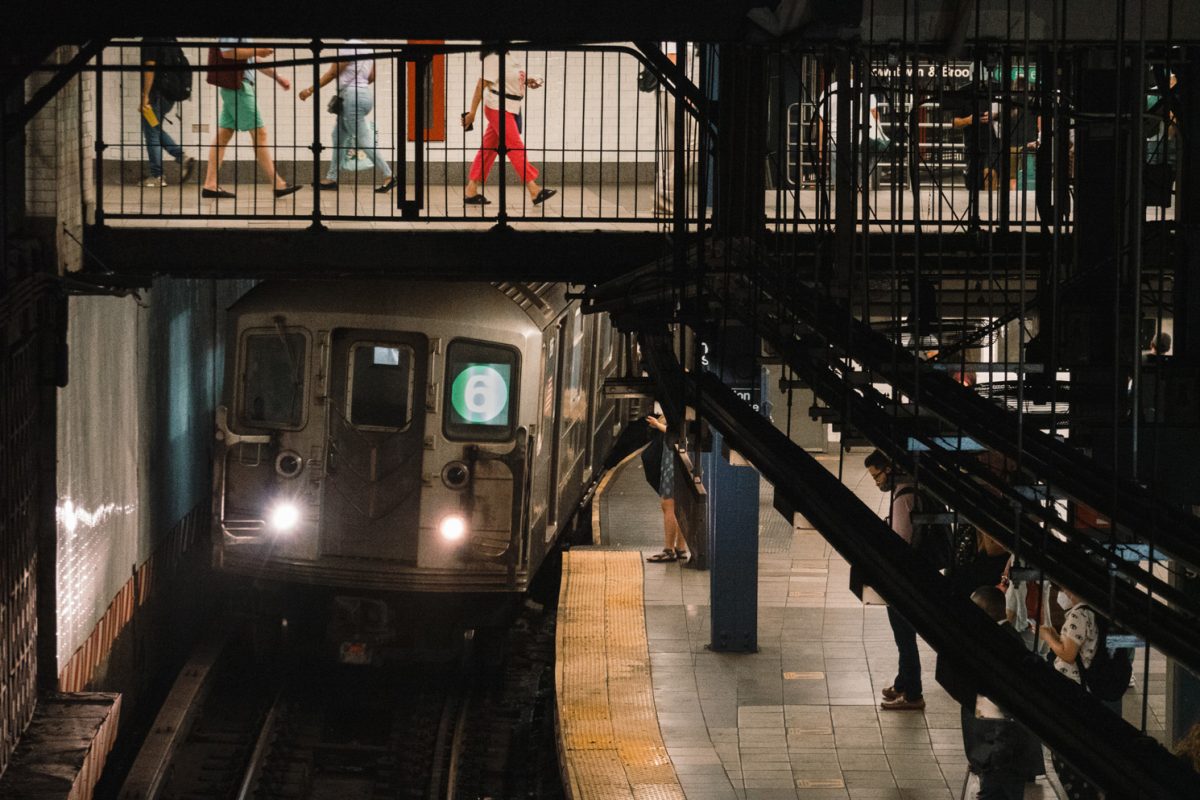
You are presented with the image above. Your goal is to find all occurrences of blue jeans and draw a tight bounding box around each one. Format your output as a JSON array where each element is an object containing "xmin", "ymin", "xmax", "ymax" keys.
[
  {"xmin": 141, "ymin": 96, "xmax": 183, "ymax": 177},
  {"xmin": 887, "ymin": 606, "xmax": 922, "ymax": 698},
  {"xmin": 326, "ymin": 86, "xmax": 391, "ymax": 181}
]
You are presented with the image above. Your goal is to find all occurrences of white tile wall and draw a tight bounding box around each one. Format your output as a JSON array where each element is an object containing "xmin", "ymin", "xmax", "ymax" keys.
[{"xmin": 25, "ymin": 45, "xmax": 94, "ymax": 271}]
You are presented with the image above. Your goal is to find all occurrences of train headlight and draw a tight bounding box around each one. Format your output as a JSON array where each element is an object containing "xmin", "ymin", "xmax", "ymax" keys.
[
  {"xmin": 268, "ymin": 501, "xmax": 302, "ymax": 534},
  {"xmin": 439, "ymin": 514, "xmax": 467, "ymax": 542},
  {"xmin": 275, "ymin": 450, "xmax": 304, "ymax": 479},
  {"xmin": 441, "ymin": 461, "xmax": 471, "ymax": 490}
]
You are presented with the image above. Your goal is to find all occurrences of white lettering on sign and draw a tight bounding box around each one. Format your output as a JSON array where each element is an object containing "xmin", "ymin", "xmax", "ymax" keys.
[{"xmin": 870, "ymin": 63, "xmax": 975, "ymax": 80}]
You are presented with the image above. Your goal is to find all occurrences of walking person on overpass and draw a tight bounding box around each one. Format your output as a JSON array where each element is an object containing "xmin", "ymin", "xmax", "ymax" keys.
[
  {"xmin": 461, "ymin": 47, "xmax": 555, "ymax": 207},
  {"xmin": 201, "ymin": 38, "xmax": 301, "ymax": 200},
  {"xmin": 298, "ymin": 39, "xmax": 396, "ymax": 193}
]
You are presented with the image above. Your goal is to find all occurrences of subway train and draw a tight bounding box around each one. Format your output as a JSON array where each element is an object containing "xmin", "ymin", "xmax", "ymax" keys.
[{"xmin": 211, "ymin": 280, "xmax": 632, "ymax": 659}]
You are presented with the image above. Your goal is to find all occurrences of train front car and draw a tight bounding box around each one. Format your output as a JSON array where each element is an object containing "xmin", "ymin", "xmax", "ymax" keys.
[{"xmin": 212, "ymin": 281, "xmax": 619, "ymax": 661}]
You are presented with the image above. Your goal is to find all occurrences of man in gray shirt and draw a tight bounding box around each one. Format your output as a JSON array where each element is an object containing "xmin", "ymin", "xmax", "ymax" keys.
[{"xmin": 865, "ymin": 449, "xmax": 924, "ymax": 710}]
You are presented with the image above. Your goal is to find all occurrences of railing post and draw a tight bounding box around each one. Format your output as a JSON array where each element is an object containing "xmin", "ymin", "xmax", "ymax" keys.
[
  {"xmin": 310, "ymin": 39, "xmax": 323, "ymax": 230},
  {"xmin": 94, "ymin": 47, "xmax": 105, "ymax": 227},
  {"xmin": 413, "ymin": 56, "xmax": 427, "ymax": 216},
  {"xmin": 397, "ymin": 53, "xmax": 407, "ymax": 213},
  {"xmin": 497, "ymin": 47, "xmax": 508, "ymax": 228},
  {"xmin": 672, "ymin": 40, "xmax": 686, "ymax": 242}
]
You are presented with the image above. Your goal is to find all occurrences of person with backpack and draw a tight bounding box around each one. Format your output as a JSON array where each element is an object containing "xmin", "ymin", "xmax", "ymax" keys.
[
  {"xmin": 1038, "ymin": 586, "xmax": 1108, "ymax": 800},
  {"xmin": 864, "ymin": 449, "xmax": 925, "ymax": 711},
  {"xmin": 139, "ymin": 37, "xmax": 196, "ymax": 188}
]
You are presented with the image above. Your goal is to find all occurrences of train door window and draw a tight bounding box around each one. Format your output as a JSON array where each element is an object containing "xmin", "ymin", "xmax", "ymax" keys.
[
  {"xmin": 241, "ymin": 331, "xmax": 307, "ymax": 428},
  {"xmin": 443, "ymin": 339, "xmax": 519, "ymax": 441},
  {"xmin": 567, "ymin": 309, "xmax": 585, "ymax": 404},
  {"xmin": 347, "ymin": 343, "xmax": 416, "ymax": 430}
]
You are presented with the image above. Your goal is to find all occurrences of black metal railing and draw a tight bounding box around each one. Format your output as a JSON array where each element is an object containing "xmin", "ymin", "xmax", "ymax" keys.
[
  {"xmin": 95, "ymin": 40, "xmax": 705, "ymax": 227},
  {"xmin": 92, "ymin": 39, "xmax": 1181, "ymax": 236}
]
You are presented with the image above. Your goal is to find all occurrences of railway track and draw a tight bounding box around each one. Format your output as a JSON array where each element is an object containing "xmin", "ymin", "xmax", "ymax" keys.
[{"xmin": 119, "ymin": 601, "xmax": 562, "ymax": 800}]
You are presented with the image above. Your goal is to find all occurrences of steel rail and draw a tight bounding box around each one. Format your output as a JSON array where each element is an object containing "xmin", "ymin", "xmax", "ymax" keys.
[{"xmin": 756, "ymin": 268, "xmax": 1200, "ymax": 572}]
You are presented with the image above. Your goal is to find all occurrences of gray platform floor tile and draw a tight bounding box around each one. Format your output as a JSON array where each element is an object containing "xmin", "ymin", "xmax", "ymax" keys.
[{"xmin": 594, "ymin": 452, "xmax": 1096, "ymax": 800}]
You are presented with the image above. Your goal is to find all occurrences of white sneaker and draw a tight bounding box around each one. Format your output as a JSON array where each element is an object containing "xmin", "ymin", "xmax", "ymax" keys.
[{"xmin": 142, "ymin": 176, "xmax": 167, "ymax": 188}]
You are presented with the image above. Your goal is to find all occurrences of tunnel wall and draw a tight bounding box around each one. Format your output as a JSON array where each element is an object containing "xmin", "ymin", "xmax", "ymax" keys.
[{"xmin": 54, "ymin": 278, "xmax": 253, "ymax": 686}]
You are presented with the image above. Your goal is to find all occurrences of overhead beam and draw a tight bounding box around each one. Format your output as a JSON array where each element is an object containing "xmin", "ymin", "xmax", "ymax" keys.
[
  {"xmin": 1, "ymin": 2, "xmax": 759, "ymax": 53},
  {"xmin": 81, "ymin": 226, "xmax": 669, "ymax": 283}
]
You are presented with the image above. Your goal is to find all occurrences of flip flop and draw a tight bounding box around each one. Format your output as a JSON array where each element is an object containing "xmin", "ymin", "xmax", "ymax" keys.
[{"xmin": 646, "ymin": 549, "xmax": 677, "ymax": 563}]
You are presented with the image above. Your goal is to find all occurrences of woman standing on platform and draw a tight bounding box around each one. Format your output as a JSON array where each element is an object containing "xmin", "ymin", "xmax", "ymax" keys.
[
  {"xmin": 643, "ymin": 407, "xmax": 688, "ymax": 563},
  {"xmin": 1039, "ymin": 587, "xmax": 1102, "ymax": 800},
  {"xmin": 462, "ymin": 48, "xmax": 555, "ymax": 207},
  {"xmin": 299, "ymin": 40, "xmax": 396, "ymax": 193}
]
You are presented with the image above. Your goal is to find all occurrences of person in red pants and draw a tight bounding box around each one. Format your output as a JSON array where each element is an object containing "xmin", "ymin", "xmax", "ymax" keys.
[{"xmin": 461, "ymin": 48, "xmax": 555, "ymax": 206}]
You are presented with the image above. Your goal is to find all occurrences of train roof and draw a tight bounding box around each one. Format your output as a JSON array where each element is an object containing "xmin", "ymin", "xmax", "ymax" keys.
[{"xmin": 229, "ymin": 280, "xmax": 573, "ymax": 329}]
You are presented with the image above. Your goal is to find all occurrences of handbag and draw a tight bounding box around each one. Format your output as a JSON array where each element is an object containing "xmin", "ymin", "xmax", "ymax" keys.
[
  {"xmin": 205, "ymin": 46, "xmax": 245, "ymax": 90},
  {"xmin": 640, "ymin": 431, "xmax": 663, "ymax": 493},
  {"xmin": 327, "ymin": 94, "xmax": 344, "ymax": 115}
]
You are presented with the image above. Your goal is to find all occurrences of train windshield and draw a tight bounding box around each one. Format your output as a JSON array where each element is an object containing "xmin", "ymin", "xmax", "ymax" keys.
[
  {"xmin": 348, "ymin": 343, "xmax": 416, "ymax": 429},
  {"xmin": 444, "ymin": 339, "xmax": 518, "ymax": 442},
  {"xmin": 241, "ymin": 331, "xmax": 307, "ymax": 427}
]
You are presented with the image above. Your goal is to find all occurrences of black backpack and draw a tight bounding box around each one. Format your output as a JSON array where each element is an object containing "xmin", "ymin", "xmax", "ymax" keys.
[
  {"xmin": 155, "ymin": 45, "xmax": 193, "ymax": 103},
  {"xmin": 1074, "ymin": 605, "xmax": 1133, "ymax": 701},
  {"xmin": 895, "ymin": 486, "xmax": 953, "ymax": 570}
]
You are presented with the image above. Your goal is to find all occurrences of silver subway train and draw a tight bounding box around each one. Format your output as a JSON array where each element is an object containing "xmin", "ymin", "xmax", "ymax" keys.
[{"xmin": 211, "ymin": 281, "xmax": 630, "ymax": 656}]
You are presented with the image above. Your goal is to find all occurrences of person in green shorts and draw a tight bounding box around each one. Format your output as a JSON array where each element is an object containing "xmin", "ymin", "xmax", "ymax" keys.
[{"xmin": 202, "ymin": 38, "xmax": 301, "ymax": 199}]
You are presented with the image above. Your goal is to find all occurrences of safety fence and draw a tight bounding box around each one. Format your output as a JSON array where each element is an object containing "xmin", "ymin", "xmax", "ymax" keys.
[
  {"xmin": 95, "ymin": 40, "xmax": 697, "ymax": 226},
  {"xmin": 91, "ymin": 39, "xmax": 1181, "ymax": 233}
]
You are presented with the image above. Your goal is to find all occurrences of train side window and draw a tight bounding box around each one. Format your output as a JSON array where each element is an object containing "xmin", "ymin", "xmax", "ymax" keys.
[
  {"xmin": 348, "ymin": 344, "xmax": 416, "ymax": 430},
  {"xmin": 443, "ymin": 339, "xmax": 519, "ymax": 442},
  {"xmin": 599, "ymin": 315, "xmax": 614, "ymax": 369},
  {"xmin": 241, "ymin": 331, "xmax": 307, "ymax": 428}
]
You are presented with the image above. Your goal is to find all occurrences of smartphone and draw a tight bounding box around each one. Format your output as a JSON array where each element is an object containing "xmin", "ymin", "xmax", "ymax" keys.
[{"xmin": 460, "ymin": 112, "xmax": 473, "ymax": 132}]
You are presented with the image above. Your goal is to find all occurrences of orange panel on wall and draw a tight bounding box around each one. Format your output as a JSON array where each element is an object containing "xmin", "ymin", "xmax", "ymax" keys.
[{"xmin": 407, "ymin": 41, "xmax": 446, "ymax": 142}]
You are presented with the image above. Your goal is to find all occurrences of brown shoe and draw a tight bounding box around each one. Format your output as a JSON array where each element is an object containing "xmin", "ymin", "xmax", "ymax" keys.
[
  {"xmin": 881, "ymin": 685, "xmax": 902, "ymax": 701},
  {"xmin": 880, "ymin": 694, "xmax": 925, "ymax": 711}
]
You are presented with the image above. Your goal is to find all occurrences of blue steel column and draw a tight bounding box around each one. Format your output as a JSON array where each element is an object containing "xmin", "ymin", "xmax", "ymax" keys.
[
  {"xmin": 702, "ymin": 330, "xmax": 766, "ymax": 654},
  {"xmin": 702, "ymin": 43, "xmax": 767, "ymax": 653}
]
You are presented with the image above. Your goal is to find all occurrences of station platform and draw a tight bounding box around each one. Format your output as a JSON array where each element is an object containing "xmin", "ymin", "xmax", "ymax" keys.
[
  {"xmin": 0, "ymin": 693, "xmax": 120, "ymax": 800},
  {"xmin": 556, "ymin": 450, "xmax": 1167, "ymax": 800}
]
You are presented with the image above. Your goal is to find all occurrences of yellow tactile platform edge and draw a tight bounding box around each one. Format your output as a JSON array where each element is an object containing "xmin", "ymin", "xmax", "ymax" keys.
[{"xmin": 556, "ymin": 551, "xmax": 686, "ymax": 800}]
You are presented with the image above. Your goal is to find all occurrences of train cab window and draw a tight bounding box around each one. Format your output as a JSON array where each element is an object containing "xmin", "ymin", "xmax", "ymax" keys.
[
  {"xmin": 241, "ymin": 332, "xmax": 307, "ymax": 428},
  {"xmin": 444, "ymin": 339, "xmax": 519, "ymax": 442},
  {"xmin": 348, "ymin": 344, "xmax": 416, "ymax": 429}
]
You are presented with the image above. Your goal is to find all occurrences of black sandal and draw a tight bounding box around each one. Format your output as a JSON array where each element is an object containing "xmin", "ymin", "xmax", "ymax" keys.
[
  {"xmin": 463, "ymin": 194, "xmax": 490, "ymax": 205},
  {"xmin": 646, "ymin": 549, "xmax": 677, "ymax": 563},
  {"xmin": 532, "ymin": 188, "xmax": 557, "ymax": 205},
  {"xmin": 674, "ymin": 549, "xmax": 689, "ymax": 562}
]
